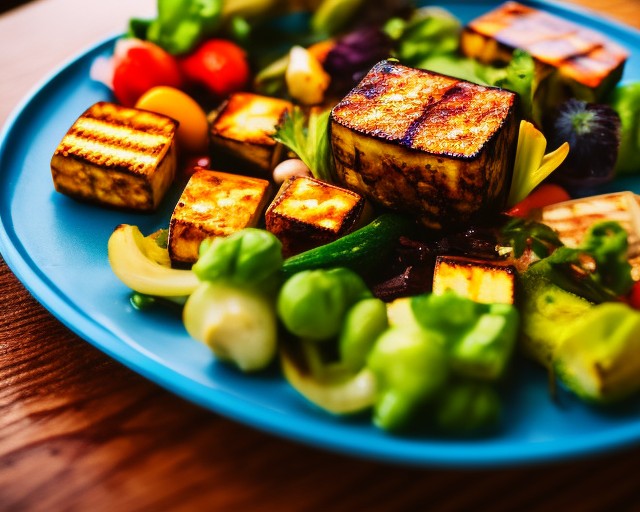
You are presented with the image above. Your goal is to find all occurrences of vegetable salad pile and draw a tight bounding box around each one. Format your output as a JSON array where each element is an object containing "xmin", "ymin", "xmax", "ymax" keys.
[{"xmin": 98, "ymin": 0, "xmax": 640, "ymax": 436}]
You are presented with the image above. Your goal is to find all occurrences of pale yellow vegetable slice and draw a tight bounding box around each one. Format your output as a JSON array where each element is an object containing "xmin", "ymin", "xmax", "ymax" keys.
[
  {"xmin": 280, "ymin": 340, "xmax": 376, "ymax": 415},
  {"xmin": 507, "ymin": 120, "xmax": 570, "ymax": 207},
  {"xmin": 108, "ymin": 224, "xmax": 200, "ymax": 296},
  {"xmin": 285, "ymin": 46, "xmax": 330, "ymax": 105},
  {"xmin": 183, "ymin": 281, "xmax": 277, "ymax": 372}
]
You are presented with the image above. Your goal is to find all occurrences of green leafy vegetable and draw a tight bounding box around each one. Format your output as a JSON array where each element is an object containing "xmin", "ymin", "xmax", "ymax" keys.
[
  {"xmin": 192, "ymin": 228, "xmax": 283, "ymax": 291},
  {"xmin": 273, "ymin": 107, "xmax": 335, "ymax": 182},
  {"xmin": 384, "ymin": 6, "xmax": 462, "ymax": 66},
  {"xmin": 607, "ymin": 81, "xmax": 640, "ymax": 175},
  {"xmin": 131, "ymin": 0, "xmax": 224, "ymax": 55},
  {"xmin": 538, "ymin": 220, "xmax": 634, "ymax": 302},
  {"xmin": 479, "ymin": 49, "xmax": 535, "ymax": 119},
  {"xmin": 500, "ymin": 217, "xmax": 563, "ymax": 259}
]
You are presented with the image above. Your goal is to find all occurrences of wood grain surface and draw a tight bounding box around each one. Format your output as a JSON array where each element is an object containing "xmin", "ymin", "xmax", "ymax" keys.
[{"xmin": 1, "ymin": 1, "xmax": 640, "ymax": 511}]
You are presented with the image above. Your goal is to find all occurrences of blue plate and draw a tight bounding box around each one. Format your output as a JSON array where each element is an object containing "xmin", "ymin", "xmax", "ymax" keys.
[{"xmin": 1, "ymin": 1, "xmax": 640, "ymax": 468}]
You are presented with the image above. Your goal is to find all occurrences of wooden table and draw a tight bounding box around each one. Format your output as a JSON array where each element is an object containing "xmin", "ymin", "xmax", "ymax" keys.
[{"xmin": 1, "ymin": 1, "xmax": 639, "ymax": 510}]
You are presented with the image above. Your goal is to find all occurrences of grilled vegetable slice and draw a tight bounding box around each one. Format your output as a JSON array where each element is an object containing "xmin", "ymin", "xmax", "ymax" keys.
[
  {"xmin": 281, "ymin": 213, "xmax": 415, "ymax": 277},
  {"xmin": 330, "ymin": 60, "xmax": 518, "ymax": 230}
]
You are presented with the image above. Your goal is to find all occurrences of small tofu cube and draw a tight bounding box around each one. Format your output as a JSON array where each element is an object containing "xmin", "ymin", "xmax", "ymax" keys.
[
  {"xmin": 432, "ymin": 255, "xmax": 516, "ymax": 304},
  {"xmin": 209, "ymin": 92, "xmax": 293, "ymax": 175},
  {"xmin": 168, "ymin": 169, "xmax": 272, "ymax": 264},
  {"xmin": 50, "ymin": 101, "xmax": 178, "ymax": 212},
  {"xmin": 265, "ymin": 176, "xmax": 368, "ymax": 256}
]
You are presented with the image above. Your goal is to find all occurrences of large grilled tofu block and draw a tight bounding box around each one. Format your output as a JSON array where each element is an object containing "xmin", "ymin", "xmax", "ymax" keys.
[
  {"xmin": 541, "ymin": 191, "xmax": 640, "ymax": 280},
  {"xmin": 209, "ymin": 92, "xmax": 293, "ymax": 175},
  {"xmin": 168, "ymin": 169, "xmax": 272, "ymax": 264},
  {"xmin": 265, "ymin": 176, "xmax": 368, "ymax": 256},
  {"xmin": 461, "ymin": 2, "xmax": 627, "ymax": 102},
  {"xmin": 432, "ymin": 255, "xmax": 517, "ymax": 305},
  {"xmin": 51, "ymin": 102, "xmax": 178, "ymax": 212},
  {"xmin": 331, "ymin": 60, "xmax": 518, "ymax": 230}
]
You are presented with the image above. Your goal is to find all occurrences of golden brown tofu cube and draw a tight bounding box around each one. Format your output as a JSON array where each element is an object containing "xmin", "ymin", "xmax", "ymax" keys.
[
  {"xmin": 331, "ymin": 60, "xmax": 518, "ymax": 230},
  {"xmin": 265, "ymin": 176, "xmax": 368, "ymax": 256},
  {"xmin": 209, "ymin": 92, "xmax": 293, "ymax": 175},
  {"xmin": 50, "ymin": 101, "xmax": 178, "ymax": 212},
  {"xmin": 432, "ymin": 255, "xmax": 516, "ymax": 304},
  {"xmin": 461, "ymin": 2, "xmax": 627, "ymax": 100},
  {"xmin": 168, "ymin": 169, "xmax": 272, "ymax": 264}
]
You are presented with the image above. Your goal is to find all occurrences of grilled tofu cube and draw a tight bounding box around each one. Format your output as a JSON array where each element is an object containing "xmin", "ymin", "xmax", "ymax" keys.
[
  {"xmin": 331, "ymin": 60, "xmax": 518, "ymax": 230},
  {"xmin": 461, "ymin": 2, "xmax": 627, "ymax": 103},
  {"xmin": 168, "ymin": 169, "xmax": 272, "ymax": 264},
  {"xmin": 209, "ymin": 92, "xmax": 293, "ymax": 175},
  {"xmin": 265, "ymin": 176, "xmax": 368, "ymax": 256},
  {"xmin": 50, "ymin": 101, "xmax": 178, "ymax": 212},
  {"xmin": 541, "ymin": 191, "xmax": 640, "ymax": 279},
  {"xmin": 432, "ymin": 255, "xmax": 517, "ymax": 304}
]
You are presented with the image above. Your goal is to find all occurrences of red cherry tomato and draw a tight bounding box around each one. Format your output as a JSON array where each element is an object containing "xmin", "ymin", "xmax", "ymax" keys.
[
  {"xmin": 506, "ymin": 184, "xmax": 571, "ymax": 218},
  {"xmin": 112, "ymin": 39, "xmax": 183, "ymax": 107},
  {"xmin": 179, "ymin": 39, "xmax": 250, "ymax": 99},
  {"xmin": 627, "ymin": 282, "xmax": 640, "ymax": 310}
]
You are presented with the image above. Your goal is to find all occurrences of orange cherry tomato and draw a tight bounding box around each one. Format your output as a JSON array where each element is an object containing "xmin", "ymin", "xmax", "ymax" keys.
[
  {"xmin": 179, "ymin": 39, "xmax": 250, "ymax": 99},
  {"xmin": 506, "ymin": 184, "xmax": 571, "ymax": 218},
  {"xmin": 112, "ymin": 39, "xmax": 183, "ymax": 107}
]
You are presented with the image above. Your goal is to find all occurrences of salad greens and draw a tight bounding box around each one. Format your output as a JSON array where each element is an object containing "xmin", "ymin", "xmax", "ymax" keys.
[
  {"xmin": 273, "ymin": 107, "xmax": 335, "ymax": 182},
  {"xmin": 130, "ymin": 0, "xmax": 224, "ymax": 54}
]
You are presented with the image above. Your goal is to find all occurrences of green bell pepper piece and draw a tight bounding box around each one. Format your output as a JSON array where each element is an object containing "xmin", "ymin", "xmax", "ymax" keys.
[{"xmin": 367, "ymin": 326, "xmax": 448, "ymax": 432}]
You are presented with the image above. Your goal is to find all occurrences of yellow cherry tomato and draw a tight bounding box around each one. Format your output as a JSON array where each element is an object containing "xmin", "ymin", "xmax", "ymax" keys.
[{"xmin": 135, "ymin": 86, "xmax": 209, "ymax": 154}]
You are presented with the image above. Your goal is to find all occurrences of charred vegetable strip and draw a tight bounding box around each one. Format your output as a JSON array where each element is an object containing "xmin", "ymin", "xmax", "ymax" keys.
[{"xmin": 281, "ymin": 213, "xmax": 416, "ymax": 277}]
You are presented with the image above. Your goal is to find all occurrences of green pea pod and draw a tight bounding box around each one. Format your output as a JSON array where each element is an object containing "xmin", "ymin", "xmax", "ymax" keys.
[
  {"xmin": 433, "ymin": 381, "xmax": 501, "ymax": 434},
  {"xmin": 450, "ymin": 304, "xmax": 519, "ymax": 381},
  {"xmin": 367, "ymin": 327, "xmax": 448, "ymax": 432},
  {"xmin": 339, "ymin": 298, "xmax": 388, "ymax": 372},
  {"xmin": 410, "ymin": 290, "xmax": 483, "ymax": 346}
]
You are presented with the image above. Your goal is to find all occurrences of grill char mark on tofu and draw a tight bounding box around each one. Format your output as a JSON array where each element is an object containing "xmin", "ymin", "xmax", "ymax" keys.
[
  {"xmin": 50, "ymin": 102, "xmax": 178, "ymax": 212},
  {"xmin": 331, "ymin": 60, "xmax": 518, "ymax": 230}
]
